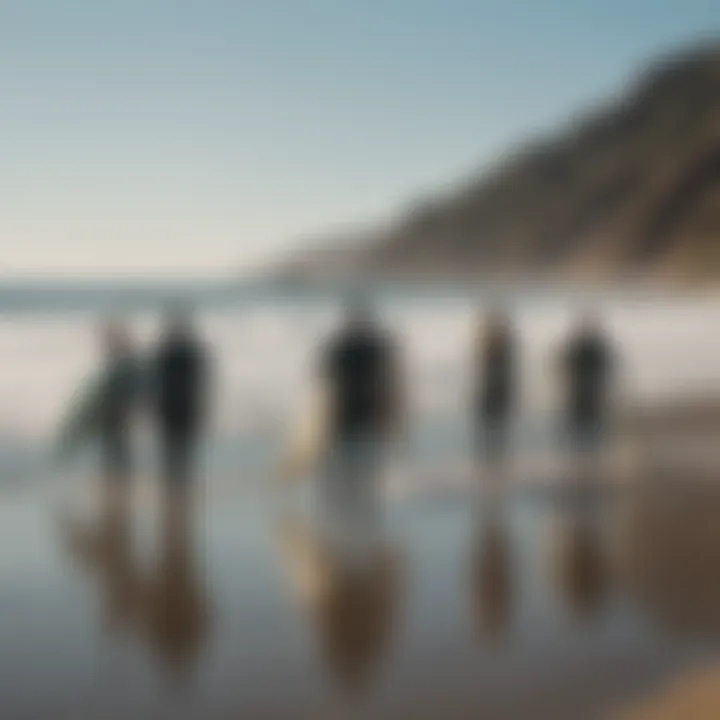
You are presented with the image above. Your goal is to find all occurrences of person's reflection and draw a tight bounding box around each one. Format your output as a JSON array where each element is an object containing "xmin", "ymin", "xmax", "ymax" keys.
[
  {"xmin": 470, "ymin": 465, "xmax": 513, "ymax": 642},
  {"xmin": 278, "ymin": 514, "xmax": 401, "ymax": 695},
  {"xmin": 555, "ymin": 516, "xmax": 608, "ymax": 620},
  {"xmin": 549, "ymin": 447, "xmax": 612, "ymax": 618},
  {"xmin": 144, "ymin": 486, "xmax": 210, "ymax": 677},
  {"xmin": 60, "ymin": 482, "xmax": 141, "ymax": 635},
  {"xmin": 550, "ymin": 469, "xmax": 609, "ymax": 621},
  {"xmin": 471, "ymin": 513, "xmax": 512, "ymax": 641},
  {"xmin": 61, "ymin": 484, "xmax": 210, "ymax": 676}
]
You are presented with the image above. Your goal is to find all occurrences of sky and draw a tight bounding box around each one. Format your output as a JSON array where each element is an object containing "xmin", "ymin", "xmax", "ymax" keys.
[{"xmin": 1, "ymin": 1, "xmax": 718, "ymax": 278}]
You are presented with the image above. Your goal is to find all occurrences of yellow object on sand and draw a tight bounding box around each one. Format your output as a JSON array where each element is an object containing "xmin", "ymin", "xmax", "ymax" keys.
[{"xmin": 278, "ymin": 378, "xmax": 332, "ymax": 482}]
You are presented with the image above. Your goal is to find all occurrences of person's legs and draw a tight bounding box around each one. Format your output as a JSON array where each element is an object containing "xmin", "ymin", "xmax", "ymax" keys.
[
  {"xmin": 102, "ymin": 427, "xmax": 132, "ymax": 484},
  {"xmin": 162, "ymin": 429, "xmax": 196, "ymax": 488},
  {"xmin": 567, "ymin": 411, "xmax": 606, "ymax": 485},
  {"xmin": 321, "ymin": 429, "xmax": 385, "ymax": 542},
  {"xmin": 352, "ymin": 432, "xmax": 386, "ymax": 529},
  {"xmin": 475, "ymin": 407, "xmax": 511, "ymax": 469},
  {"xmin": 486, "ymin": 417, "xmax": 510, "ymax": 466}
]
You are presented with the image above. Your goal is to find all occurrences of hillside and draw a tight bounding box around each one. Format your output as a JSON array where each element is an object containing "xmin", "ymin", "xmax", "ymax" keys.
[{"xmin": 277, "ymin": 41, "xmax": 720, "ymax": 284}]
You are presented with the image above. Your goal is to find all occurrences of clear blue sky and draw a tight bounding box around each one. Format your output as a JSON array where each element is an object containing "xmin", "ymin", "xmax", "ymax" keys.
[{"xmin": 1, "ymin": 1, "xmax": 717, "ymax": 276}]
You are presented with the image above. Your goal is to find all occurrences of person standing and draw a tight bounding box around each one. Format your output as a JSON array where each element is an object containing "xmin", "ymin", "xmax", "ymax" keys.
[
  {"xmin": 561, "ymin": 313, "xmax": 614, "ymax": 456},
  {"xmin": 153, "ymin": 310, "xmax": 209, "ymax": 487},
  {"xmin": 473, "ymin": 311, "xmax": 516, "ymax": 464},
  {"xmin": 324, "ymin": 305, "xmax": 399, "ymax": 442},
  {"xmin": 320, "ymin": 303, "xmax": 400, "ymax": 532}
]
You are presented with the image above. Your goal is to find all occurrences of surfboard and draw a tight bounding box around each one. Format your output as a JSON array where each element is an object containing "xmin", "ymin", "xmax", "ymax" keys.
[
  {"xmin": 56, "ymin": 356, "xmax": 144, "ymax": 459},
  {"xmin": 56, "ymin": 372, "xmax": 106, "ymax": 458},
  {"xmin": 278, "ymin": 377, "xmax": 332, "ymax": 483}
]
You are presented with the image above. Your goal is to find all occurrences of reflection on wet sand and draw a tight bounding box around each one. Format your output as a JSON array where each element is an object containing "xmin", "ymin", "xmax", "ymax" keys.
[
  {"xmin": 616, "ymin": 474, "xmax": 720, "ymax": 637},
  {"xmin": 145, "ymin": 487, "xmax": 210, "ymax": 676},
  {"xmin": 278, "ymin": 312, "xmax": 405, "ymax": 696},
  {"xmin": 618, "ymin": 664, "xmax": 720, "ymax": 720},
  {"xmin": 552, "ymin": 511, "xmax": 609, "ymax": 621},
  {"xmin": 617, "ymin": 475, "xmax": 720, "ymax": 720},
  {"xmin": 60, "ymin": 482, "xmax": 210, "ymax": 677},
  {"xmin": 277, "ymin": 514, "xmax": 401, "ymax": 695},
  {"xmin": 48, "ymin": 431, "xmax": 720, "ymax": 717},
  {"xmin": 471, "ymin": 511, "xmax": 512, "ymax": 641},
  {"xmin": 61, "ymin": 482, "xmax": 141, "ymax": 635},
  {"xmin": 608, "ymin": 473, "xmax": 720, "ymax": 718},
  {"xmin": 470, "ymin": 454, "xmax": 513, "ymax": 642},
  {"xmin": 542, "ymin": 450, "xmax": 611, "ymax": 622}
]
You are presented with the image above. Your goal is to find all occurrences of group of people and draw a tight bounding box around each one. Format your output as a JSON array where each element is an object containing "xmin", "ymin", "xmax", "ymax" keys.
[
  {"xmin": 69, "ymin": 310, "xmax": 208, "ymax": 487},
  {"xmin": 299, "ymin": 304, "xmax": 616, "ymax": 544},
  {"xmin": 473, "ymin": 310, "xmax": 615, "ymax": 462},
  {"xmin": 81, "ymin": 302, "xmax": 614, "ymax": 496},
  {"xmin": 322, "ymin": 305, "xmax": 615, "ymax": 459},
  {"xmin": 61, "ymin": 301, "xmax": 617, "ymax": 690}
]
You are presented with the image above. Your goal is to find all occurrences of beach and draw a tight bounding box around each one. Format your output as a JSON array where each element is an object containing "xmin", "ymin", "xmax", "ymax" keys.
[{"xmin": 3, "ymin": 287, "xmax": 720, "ymax": 718}]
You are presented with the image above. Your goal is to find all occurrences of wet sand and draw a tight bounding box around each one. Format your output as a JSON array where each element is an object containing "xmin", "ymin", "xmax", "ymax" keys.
[
  {"xmin": 4, "ymin": 460, "xmax": 720, "ymax": 720},
  {"xmin": 619, "ymin": 665, "xmax": 720, "ymax": 719}
]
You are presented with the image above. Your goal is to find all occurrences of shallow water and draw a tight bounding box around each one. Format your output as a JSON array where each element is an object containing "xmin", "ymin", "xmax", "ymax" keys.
[{"xmin": 4, "ymin": 470, "xmax": 720, "ymax": 719}]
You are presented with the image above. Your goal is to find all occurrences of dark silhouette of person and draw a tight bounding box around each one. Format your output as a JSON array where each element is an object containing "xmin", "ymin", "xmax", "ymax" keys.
[
  {"xmin": 320, "ymin": 304, "xmax": 400, "ymax": 530},
  {"xmin": 323, "ymin": 303, "xmax": 399, "ymax": 444},
  {"xmin": 473, "ymin": 312, "xmax": 516, "ymax": 464},
  {"xmin": 154, "ymin": 310, "xmax": 209, "ymax": 486},
  {"xmin": 562, "ymin": 314, "xmax": 614, "ymax": 454},
  {"xmin": 98, "ymin": 321, "xmax": 141, "ymax": 483}
]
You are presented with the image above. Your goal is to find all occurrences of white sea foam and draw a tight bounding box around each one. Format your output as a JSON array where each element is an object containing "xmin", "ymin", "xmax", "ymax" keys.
[{"xmin": 1, "ymin": 294, "xmax": 719, "ymax": 452}]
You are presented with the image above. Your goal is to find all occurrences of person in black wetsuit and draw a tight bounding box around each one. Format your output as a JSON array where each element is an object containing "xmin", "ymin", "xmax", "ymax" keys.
[
  {"xmin": 562, "ymin": 314, "xmax": 614, "ymax": 454},
  {"xmin": 473, "ymin": 312, "xmax": 516, "ymax": 464},
  {"xmin": 154, "ymin": 310, "xmax": 209, "ymax": 487},
  {"xmin": 320, "ymin": 305, "xmax": 400, "ymax": 530},
  {"xmin": 323, "ymin": 305, "xmax": 399, "ymax": 444}
]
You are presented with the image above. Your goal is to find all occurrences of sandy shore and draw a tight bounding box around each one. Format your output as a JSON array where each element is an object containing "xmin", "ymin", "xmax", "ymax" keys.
[{"xmin": 619, "ymin": 666, "xmax": 720, "ymax": 719}]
